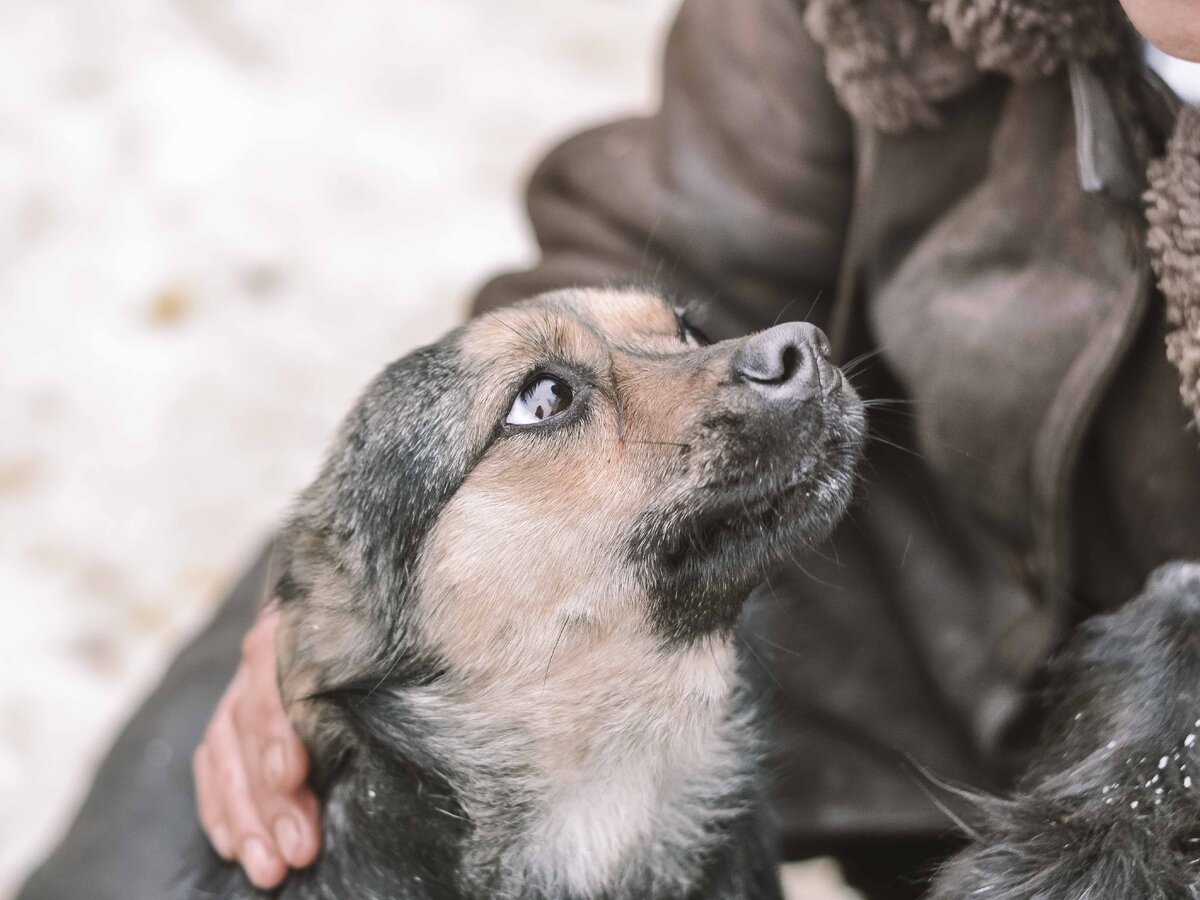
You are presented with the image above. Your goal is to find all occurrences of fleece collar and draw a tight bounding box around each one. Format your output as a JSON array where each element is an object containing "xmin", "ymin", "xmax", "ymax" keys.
[
  {"xmin": 800, "ymin": 0, "xmax": 1128, "ymax": 133},
  {"xmin": 799, "ymin": 0, "xmax": 1200, "ymax": 430},
  {"xmin": 1145, "ymin": 106, "xmax": 1200, "ymax": 431}
]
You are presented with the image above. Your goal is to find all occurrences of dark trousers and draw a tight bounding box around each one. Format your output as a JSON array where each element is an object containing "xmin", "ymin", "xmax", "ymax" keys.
[{"xmin": 18, "ymin": 550, "xmax": 270, "ymax": 900}]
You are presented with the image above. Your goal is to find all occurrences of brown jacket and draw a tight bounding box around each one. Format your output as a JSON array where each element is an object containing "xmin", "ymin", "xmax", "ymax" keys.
[{"xmin": 473, "ymin": 0, "xmax": 1200, "ymax": 846}]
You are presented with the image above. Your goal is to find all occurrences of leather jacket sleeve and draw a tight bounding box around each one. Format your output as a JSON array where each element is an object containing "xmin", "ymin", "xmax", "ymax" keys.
[{"xmin": 471, "ymin": 0, "xmax": 855, "ymax": 339}]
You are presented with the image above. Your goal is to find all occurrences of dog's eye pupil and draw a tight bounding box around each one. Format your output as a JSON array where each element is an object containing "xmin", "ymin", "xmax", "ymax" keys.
[{"xmin": 506, "ymin": 376, "xmax": 574, "ymax": 426}]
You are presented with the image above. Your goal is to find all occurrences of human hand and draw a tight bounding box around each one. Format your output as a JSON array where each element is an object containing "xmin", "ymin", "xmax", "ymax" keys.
[{"xmin": 193, "ymin": 604, "xmax": 320, "ymax": 888}]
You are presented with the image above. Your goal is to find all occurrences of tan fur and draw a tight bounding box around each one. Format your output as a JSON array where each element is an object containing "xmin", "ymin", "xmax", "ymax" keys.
[
  {"xmin": 417, "ymin": 288, "xmax": 730, "ymax": 680},
  {"xmin": 436, "ymin": 638, "xmax": 743, "ymax": 894},
  {"xmin": 414, "ymin": 289, "xmax": 748, "ymax": 888}
]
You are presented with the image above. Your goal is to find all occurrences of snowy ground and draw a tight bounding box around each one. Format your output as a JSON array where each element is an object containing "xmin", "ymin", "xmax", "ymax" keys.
[{"xmin": 0, "ymin": 1, "xmax": 858, "ymax": 896}]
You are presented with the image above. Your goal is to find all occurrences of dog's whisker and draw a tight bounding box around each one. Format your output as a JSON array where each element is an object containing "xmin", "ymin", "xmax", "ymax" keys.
[
  {"xmin": 753, "ymin": 633, "xmax": 806, "ymax": 660},
  {"xmin": 858, "ymin": 396, "xmax": 915, "ymax": 408},
  {"xmin": 626, "ymin": 439, "xmax": 691, "ymax": 450},
  {"xmin": 865, "ymin": 433, "xmax": 929, "ymax": 461},
  {"xmin": 733, "ymin": 631, "xmax": 784, "ymax": 692},
  {"xmin": 801, "ymin": 290, "xmax": 824, "ymax": 324},
  {"xmin": 485, "ymin": 310, "xmax": 532, "ymax": 343},
  {"xmin": 781, "ymin": 544, "xmax": 844, "ymax": 591},
  {"xmin": 770, "ymin": 294, "xmax": 802, "ymax": 327},
  {"xmin": 541, "ymin": 618, "xmax": 571, "ymax": 691},
  {"xmin": 840, "ymin": 347, "xmax": 886, "ymax": 377},
  {"xmin": 357, "ymin": 650, "xmax": 408, "ymax": 707}
]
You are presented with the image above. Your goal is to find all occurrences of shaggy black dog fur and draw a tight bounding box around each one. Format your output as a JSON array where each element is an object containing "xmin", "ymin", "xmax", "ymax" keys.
[{"xmin": 932, "ymin": 561, "xmax": 1200, "ymax": 899}]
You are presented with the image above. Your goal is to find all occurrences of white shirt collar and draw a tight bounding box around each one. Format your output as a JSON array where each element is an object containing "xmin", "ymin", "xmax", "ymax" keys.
[{"xmin": 1144, "ymin": 41, "xmax": 1200, "ymax": 105}]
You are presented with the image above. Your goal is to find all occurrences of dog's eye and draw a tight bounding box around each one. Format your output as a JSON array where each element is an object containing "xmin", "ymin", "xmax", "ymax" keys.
[
  {"xmin": 674, "ymin": 309, "xmax": 710, "ymax": 348},
  {"xmin": 506, "ymin": 375, "xmax": 574, "ymax": 426},
  {"xmin": 682, "ymin": 323, "xmax": 710, "ymax": 349}
]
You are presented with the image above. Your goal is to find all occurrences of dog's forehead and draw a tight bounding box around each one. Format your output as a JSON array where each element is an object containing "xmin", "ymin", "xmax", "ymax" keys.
[
  {"xmin": 552, "ymin": 288, "xmax": 681, "ymax": 341},
  {"xmin": 458, "ymin": 288, "xmax": 680, "ymax": 370}
]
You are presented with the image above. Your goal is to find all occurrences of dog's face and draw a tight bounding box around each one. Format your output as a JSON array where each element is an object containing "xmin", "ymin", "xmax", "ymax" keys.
[{"xmin": 277, "ymin": 287, "xmax": 864, "ymax": 699}]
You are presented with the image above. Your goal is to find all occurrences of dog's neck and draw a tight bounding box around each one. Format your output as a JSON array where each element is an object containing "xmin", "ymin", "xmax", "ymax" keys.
[
  {"xmin": 318, "ymin": 628, "xmax": 758, "ymax": 899},
  {"xmin": 442, "ymin": 630, "xmax": 748, "ymax": 896}
]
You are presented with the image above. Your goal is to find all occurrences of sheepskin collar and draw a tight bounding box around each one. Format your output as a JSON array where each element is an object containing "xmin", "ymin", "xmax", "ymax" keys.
[
  {"xmin": 800, "ymin": 0, "xmax": 1129, "ymax": 132},
  {"xmin": 1145, "ymin": 106, "xmax": 1200, "ymax": 431},
  {"xmin": 800, "ymin": 0, "xmax": 1200, "ymax": 430}
]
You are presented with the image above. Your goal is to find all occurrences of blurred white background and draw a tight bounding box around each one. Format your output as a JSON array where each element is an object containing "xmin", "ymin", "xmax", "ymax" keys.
[{"xmin": 0, "ymin": 1, "xmax": 857, "ymax": 896}]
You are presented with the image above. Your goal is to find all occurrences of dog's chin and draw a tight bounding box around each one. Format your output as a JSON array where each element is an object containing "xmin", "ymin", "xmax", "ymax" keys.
[{"xmin": 632, "ymin": 395, "xmax": 865, "ymax": 644}]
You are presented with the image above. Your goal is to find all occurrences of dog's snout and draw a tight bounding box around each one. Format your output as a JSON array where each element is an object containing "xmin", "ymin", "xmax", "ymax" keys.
[{"xmin": 732, "ymin": 322, "xmax": 840, "ymax": 399}]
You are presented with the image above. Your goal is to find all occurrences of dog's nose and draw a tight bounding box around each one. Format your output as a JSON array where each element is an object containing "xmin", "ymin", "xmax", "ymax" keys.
[{"xmin": 731, "ymin": 322, "xmax": 840, "ymax": 399}]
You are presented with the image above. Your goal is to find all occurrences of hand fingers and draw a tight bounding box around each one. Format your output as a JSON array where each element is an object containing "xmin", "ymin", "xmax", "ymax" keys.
[
  {"xmin": 233, "ymin": 603, "xmax": 320, "ymax": 854},
  {"xmin": 230, "ymin": 679, "xmax": 307, "ymax": 793},
  {"xmin": 240, "ymin": 606, "xmax": 279, "ymax": 664},
  {"xmin": 196, "ymin": 603, "xmax": 320, "ymax": 887},
  {"xmin": 265, "ymin": 732, "xmax": 310, "ymax": 793},
  {"xmin": 233, "ymin": 606, "xmax": 306, "ymax": 793},
  {"xmin": 238, "ymin": 834, "xmax": 288, "ymax": 891},
  {"xmin": 193, "ymin": 741, "xmax": 233, "ymax": 859},
  {"xmin": 199, "ymin": 703, "xmax": 312, "ymax": 883},
  {"xmin": 235, "ymin": 729, "xmax": 319, "ymax": 867},
  {"xmin": 229, "ymin": 722, "xmax": 319, "ymax": 869},
  {"xmin": 207, "ymin": 704, "xmax": 289, "ymax": 889},
  {"xmin": 271, "ymin": 789, "xmax": 321, "ymax": 868}
]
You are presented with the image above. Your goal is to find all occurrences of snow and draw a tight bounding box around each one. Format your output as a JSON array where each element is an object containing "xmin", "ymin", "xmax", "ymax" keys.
[{"xmin": 0, "ymin": 0, "xmax": 855, "ymax": 897}]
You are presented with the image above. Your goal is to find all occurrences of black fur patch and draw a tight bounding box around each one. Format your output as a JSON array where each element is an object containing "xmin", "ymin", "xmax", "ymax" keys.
[
  {"xmin": 932, "ymin": 562, "xmax": 1200, "ymax": 899},
  {"xmin": 629, "ymin": 394, "xmax": 863, "ymax": 645},
  {"xmin": 277, "ymin": 336, "xmax": 480, "ymax": 660}
]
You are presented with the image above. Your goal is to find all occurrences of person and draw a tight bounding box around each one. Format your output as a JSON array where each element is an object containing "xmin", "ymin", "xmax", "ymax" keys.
[{"xmin": 19, "ymin": 0, "xmax": 1200, "ymax": 898}]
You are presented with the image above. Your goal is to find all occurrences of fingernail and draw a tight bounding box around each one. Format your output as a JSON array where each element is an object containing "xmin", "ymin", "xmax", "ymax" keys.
[
  {"xmin": 241, "ymin": 836, "xmax": 272, "ymax": 877},
  {"xmin": 274, "ymin": 816, "xmax": 300, "ymax": 862},
  {"xmin": 266, "ymin": 742, "xmax": 286, "ymax": 789},
  {"xmin": 211, "ymin": 824, "xmax": 233, "ymax": 858}
]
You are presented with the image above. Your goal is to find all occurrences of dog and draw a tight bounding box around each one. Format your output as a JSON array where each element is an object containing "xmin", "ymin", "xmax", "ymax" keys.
[
  {"xmin": 190, "ymin": 287, "xmax": 866, "ymax": 899},
  {"xmin": 931, "ymin": 561, "xmax": 1200, "ymax": 899}
]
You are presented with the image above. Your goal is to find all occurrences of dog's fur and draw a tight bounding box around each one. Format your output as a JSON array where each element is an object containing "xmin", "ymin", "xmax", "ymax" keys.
[
  {"xmin": 932, "ymin": 561, "xmax": 1200, "ymax": 899},
  {"xmin": 192, "ymin": 287, "xmax": 865, "ymax": 899}
]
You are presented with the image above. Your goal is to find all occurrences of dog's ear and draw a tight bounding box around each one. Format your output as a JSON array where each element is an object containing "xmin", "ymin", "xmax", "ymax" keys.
[
  {"xmin": 294, "ymin": 337, "xmax": 483, "ymax": 615},
  {"xmin": 270, "ymin": 521, "xmax": 380, "ymax": 769},
  {"xmin": 269, "ymin": 335, "xmax": 484, "ymax": 761},
  {"xmin": 274, "ymin": 522, "xmax": 377, "ymax": 687}
]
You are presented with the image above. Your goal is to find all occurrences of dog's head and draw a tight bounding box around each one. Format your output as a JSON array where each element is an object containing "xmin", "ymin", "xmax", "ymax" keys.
[{"xmin": 275, "ymin": 287, "xmax": 864, "ymax": 724}]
